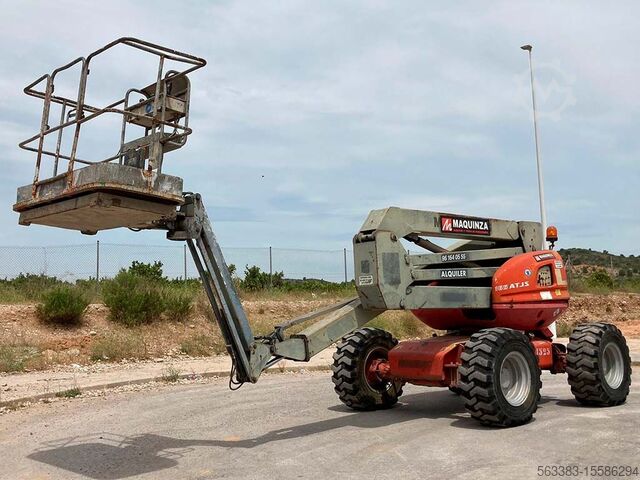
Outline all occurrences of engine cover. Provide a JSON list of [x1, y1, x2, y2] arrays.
[[411, 250, 569, 334]]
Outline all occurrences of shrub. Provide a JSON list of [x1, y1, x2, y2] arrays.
[[74, 278, 101, 303], [128, 260, 165, 281], [280, 279, 356, 295], [36, 287, 88, 326], [163, 287, 196, 322], [241, 265, 284, 291], [0, 274, 66, 303], [90, 331, 147, 361], [586, 269, 614, 290], [103, 271, 165, 326]]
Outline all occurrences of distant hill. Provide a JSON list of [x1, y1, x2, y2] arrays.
[[558, 248, 640, 276]]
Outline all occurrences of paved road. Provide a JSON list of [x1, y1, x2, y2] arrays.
[[1, 371, 637, 480]]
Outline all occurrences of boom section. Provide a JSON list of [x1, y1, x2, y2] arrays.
[[165, 193, 380, 384], [353, 207, 543, 311]]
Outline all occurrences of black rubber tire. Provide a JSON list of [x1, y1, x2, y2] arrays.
[[448, 386, 463, 395], [459, 328, 541, 427], [332, 327, 403, 410], [566, 323, 632, 406]]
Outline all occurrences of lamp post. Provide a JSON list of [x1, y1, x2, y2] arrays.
[[521, 44, 555, 338], [521, 44, 548, 249]]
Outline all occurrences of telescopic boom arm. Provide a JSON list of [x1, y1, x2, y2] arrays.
[[164, 193, 380, 385]]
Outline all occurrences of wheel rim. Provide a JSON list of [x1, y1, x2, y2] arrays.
[[499, 351, 532, 407], [602, 341, 624, 389], [363, 346, 393, 393]]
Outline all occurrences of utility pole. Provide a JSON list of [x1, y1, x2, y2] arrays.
[[522, 44, 554, 338], [521, 44, 548, 249], [343, 248, 348, 283], [269, 246, 273, 288], [184, 244, 187, 280], [96, 240, 100, 281]]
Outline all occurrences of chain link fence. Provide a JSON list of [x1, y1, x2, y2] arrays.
[[0, 242, 355, 283]]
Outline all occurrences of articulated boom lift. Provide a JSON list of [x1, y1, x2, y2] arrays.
[[14, 39, 631, 427]]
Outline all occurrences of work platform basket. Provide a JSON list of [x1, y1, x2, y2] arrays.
[[13, 38, 206, 234]]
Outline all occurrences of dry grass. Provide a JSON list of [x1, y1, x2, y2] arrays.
[[238, 288, 354, 302], [90, 331, 148, 361], [2, 292, 637, 372], [163, 287, 194, 322], [368, 310, 437, 339], [160, 366, 182, 383], [0, 343, 41, 372], [180, 333, 225, 356]]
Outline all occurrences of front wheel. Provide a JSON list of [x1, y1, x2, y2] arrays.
[[459, 328, 541, 427], [566, 323, 632, 406], [331, 327, 403, 410]]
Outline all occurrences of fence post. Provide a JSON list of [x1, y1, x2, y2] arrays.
[[96, 240, 100, 280], [42, 246, 47, 276], [269, 246, 273, 288], [183, 244, 187, 280], [343, 247, 348, 283]]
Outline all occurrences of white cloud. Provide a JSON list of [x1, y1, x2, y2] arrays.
[[0, 0, 637, 256]]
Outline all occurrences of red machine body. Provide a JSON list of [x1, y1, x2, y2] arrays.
[[387, 336, 466, 387], [375, 250, 570, 387], [410, 250, 569, 335]]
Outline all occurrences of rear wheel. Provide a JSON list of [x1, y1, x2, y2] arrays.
[[566, 323, 631, 406], [332, 327, 403, 410], [459, 328, 541, 427]]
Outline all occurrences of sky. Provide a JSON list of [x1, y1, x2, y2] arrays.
[[0, 0, 638, 256]]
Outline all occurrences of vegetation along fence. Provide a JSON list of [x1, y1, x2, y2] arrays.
[[0, 242, 355, 283]]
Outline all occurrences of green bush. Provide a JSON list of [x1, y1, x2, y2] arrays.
[[586, 269, 614, 290], [36, 287, 88, 326], [103, 271, 165, 326], [128, 260, 165, 281], [235, 265, 356, 295], [163, 287, 196, 322], [0, 274, 67, 303], [617, 276, 640, 293], [227, 264, 237, 277], [280, 279, 355, 294], [74, 278, 101, 303], [241, 265, 284, 291]]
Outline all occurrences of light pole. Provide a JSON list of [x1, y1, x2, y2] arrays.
[[521, 44, 555, 338], [521, 44, 548, 249]]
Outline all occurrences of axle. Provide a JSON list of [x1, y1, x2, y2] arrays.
[[365, 334, 567, 389]]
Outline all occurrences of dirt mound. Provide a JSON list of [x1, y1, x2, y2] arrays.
[[562, 293, 640, 336]]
